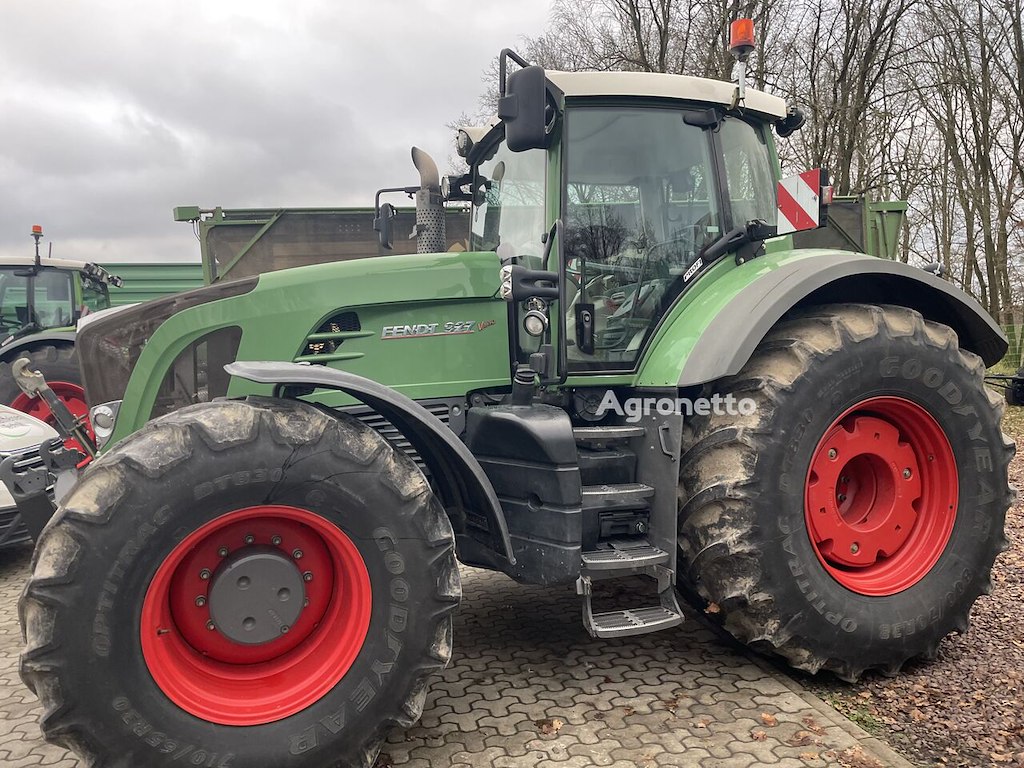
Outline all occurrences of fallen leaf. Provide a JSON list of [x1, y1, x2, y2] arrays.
[[990, 754, 1013, 764], [910, 708, 926, 722], [760, 712, 779, 727], [751, 729, 767, 741], [705, 601, 721, 614], [800, 753, 820, 762], [801, 715, 825, 735], [788, 730, 815, 747], [837, 745, 884, 768], [534, 717, 564, 735], [693, 717, 711, 729]]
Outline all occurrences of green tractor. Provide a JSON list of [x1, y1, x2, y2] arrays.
[[0, 225, 122, 432], [19, 34, 1013, 768]]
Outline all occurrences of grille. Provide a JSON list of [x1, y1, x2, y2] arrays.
[[299, 312, 363, 360], [348, 402, 453, 473]]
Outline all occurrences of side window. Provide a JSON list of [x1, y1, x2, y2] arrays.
[[80, 278, 110, 316], [720, 119, 777, 227], [469, 143, 546, 259]]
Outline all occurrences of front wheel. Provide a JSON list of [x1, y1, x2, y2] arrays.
[[678, 304, 1014, 680], [20, 397, 460, 768]]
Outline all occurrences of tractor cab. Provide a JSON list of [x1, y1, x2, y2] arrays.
[[442, 48, 812, 389]]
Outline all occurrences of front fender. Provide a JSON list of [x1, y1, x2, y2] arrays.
[[224, 361, 514, 566], [637, 250, 1006, 388]]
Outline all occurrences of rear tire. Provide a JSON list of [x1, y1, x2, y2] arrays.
[[19, 397, 460, 768], [677, 304, 1014, 680], [0, 343, 89, 432]]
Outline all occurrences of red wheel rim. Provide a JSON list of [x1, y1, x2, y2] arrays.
[[804, 396, 958, 596], [10, 380, 92, 455], [141, 505, 372, 725]]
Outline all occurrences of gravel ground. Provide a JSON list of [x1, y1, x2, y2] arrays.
[[801, 404, 1024, 768]]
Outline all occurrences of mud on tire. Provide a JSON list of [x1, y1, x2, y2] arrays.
[[19, 397, 460, 768], [677, 303, 1014, 680]]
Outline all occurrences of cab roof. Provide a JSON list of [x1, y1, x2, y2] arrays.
[[546, 70, 789, 119], [0, 256, 89, 271]]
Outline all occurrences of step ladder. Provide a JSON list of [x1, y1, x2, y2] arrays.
[[572, 420, 685, 639]]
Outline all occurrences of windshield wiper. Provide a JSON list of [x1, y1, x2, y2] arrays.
[[701, 220, 775, 264]]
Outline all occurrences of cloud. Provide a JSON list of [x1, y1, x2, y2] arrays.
[[0, 0, 550, 263]]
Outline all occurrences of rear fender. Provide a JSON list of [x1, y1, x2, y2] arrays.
[[637, 250, 1006, 388], [224, 361, 514, 566], [0, 332, 76, 361]]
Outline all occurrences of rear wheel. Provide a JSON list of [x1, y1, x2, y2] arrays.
[[678, 304, 1014, 680], [20, 397, 460, 768], [0, 344, 91, 449]]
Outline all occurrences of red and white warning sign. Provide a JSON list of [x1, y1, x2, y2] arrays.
[[777, 169, 822, 234]]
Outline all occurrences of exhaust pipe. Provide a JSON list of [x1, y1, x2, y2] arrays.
[[411, 147, 447, 254]]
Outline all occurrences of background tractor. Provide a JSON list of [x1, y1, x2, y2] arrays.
[[0, 225, 122, 436], [17, 26, 1013, 768]]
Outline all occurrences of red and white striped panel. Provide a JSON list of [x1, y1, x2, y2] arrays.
[[777, 169, 821, 234]]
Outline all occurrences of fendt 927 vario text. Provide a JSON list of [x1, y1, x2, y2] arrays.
[[19, 24, 1013, 768]]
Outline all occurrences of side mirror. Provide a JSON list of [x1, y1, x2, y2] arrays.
[[373, 202, 396, 250], [498, 55, 549, 152]]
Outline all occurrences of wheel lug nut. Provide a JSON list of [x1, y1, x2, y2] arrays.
[[195, 596, 206, 607], [281, 625, 290, 634], [840, 476, 849, 484], [837, 494, 847, 502], [199, 569, 212, 581], [903, 468, 912, 479], [850, 542, 860, 554], [271, 535, 282, 546], [206, 620, 216, 631], [244, 534, 255, 545], [292, 549, 303, 560], [217, 547, 229, 557], [828, 448, 838, 460], [303, 571, 313, 582]]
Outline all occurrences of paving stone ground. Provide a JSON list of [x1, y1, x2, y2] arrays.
[[0, 544, 915, 767]]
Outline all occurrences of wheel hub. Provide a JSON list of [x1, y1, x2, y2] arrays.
[[806, 415, 922, 568], [208, 546, 305, 644], [804, 396, 958, 596]]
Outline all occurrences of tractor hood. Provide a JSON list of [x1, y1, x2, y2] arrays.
[[86, 250, 513, 446]]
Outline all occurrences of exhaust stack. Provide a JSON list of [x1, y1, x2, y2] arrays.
[[411, 147, 447, 254]]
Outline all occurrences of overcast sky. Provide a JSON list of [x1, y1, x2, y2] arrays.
[[0, 1, 551, 263]]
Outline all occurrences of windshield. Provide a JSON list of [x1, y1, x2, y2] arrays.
[[0, 267, 76, 332], [469, 138, 546, 259], [564, 105, 723, 369]]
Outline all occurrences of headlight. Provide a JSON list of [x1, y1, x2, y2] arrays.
[[89, 401, 121, 450]]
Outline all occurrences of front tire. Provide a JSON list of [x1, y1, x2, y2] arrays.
[[678, 304, 1014, 680], [20, 397, 460, 768]]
